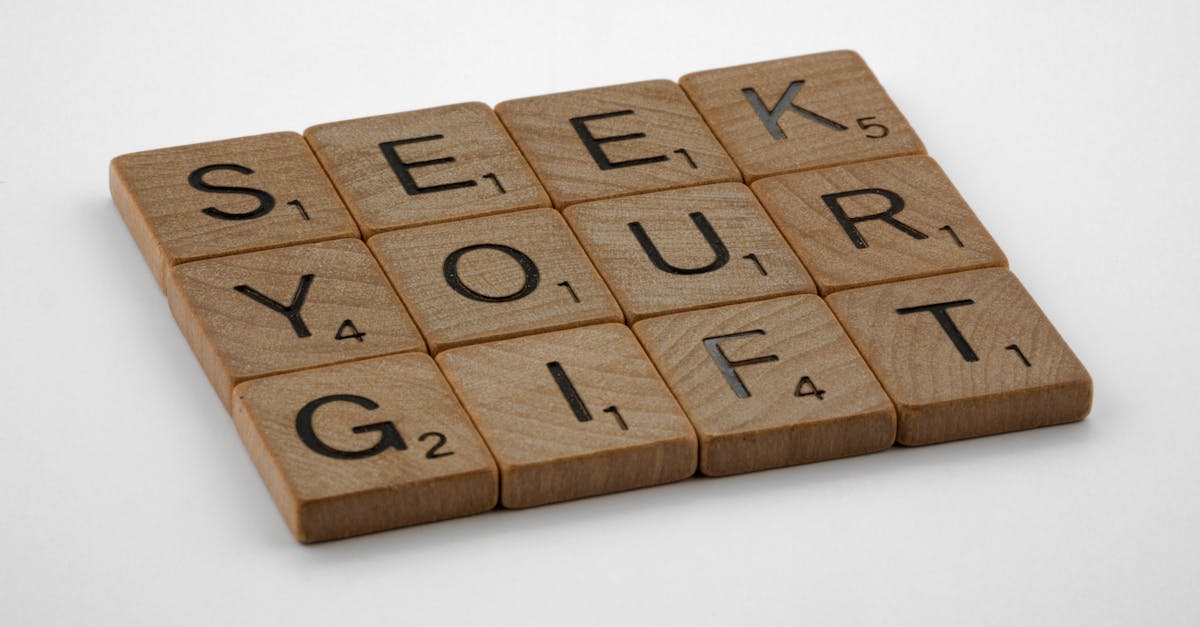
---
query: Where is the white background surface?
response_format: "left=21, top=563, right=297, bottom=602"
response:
left=2, top=1, right=1198, bottom=624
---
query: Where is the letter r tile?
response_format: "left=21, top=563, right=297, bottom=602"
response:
left=166, top=238, right=425, bottom=410
left=306, top=102, right=550, bottom=237
left=681, top=50, right=925, bottom=181
left=232, top=353, right=498, bottom=543
left=496, top=80, right=741, bottom=207
left=753, top=155, right=1007, bottom=294
left=826, top=268, right=1092, bottom=446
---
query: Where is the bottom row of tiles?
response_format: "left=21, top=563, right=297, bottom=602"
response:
left=231, top=268, right=1091, bottom=543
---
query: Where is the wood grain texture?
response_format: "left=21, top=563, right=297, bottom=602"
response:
left=752, top=155, right=1007, bottom=294
left=633, top=295, right=894, bottom=476
left=495, top=80, right=741, bottom=208
left=110, top=132, right=359, bottom=288
left=680, top=50, right=925, bottom=182
left=166, top=238, right=425, bottom=410
left=564, top=182, right=815, bottom=321
left=306, top=103, right=549, bottom=237
left=436, top=324, right=697, bottom=508
left=368, top=208, right=622, bottom=353
left=231, top=353, right=498, bottom=543
left=825, top=268, right=1092, bottom=445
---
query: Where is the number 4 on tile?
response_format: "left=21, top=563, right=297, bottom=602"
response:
left=794, top=376, right=825, bottom=399
left=335, top=319, right=366, bottom=342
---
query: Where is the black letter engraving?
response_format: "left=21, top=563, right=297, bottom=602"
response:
left=629, top=212, right=730, bottom=275
left=443, top=244, right=540, bottom=302
left=189, top=163, right=276, bottom=221
left=794, top=376, right=826, bottom=399
left=570, top=110, right=669, bottom=170
left=557, top=281, right=580, bottom=303
left=548, top=361, right=592, bottom=423
left=287, top=199, right=310, bottom=220
left=822, top=188, right=927, bottom=249
left=856, top=116, right=890, bottom=138
left=334, top=319, right=365, bottom=342
left=295, top=394, right=407, bottom=460
left=743, top=253, right=768, bottom=276
left=1006, top=344, right=1032, bottom=367
left=673, top=148, right=697, bottom=169
left=234, top=274, right=315, bottom=338
left=939, top=225, right=964, bottom=247
left=896, top=299, right=979, bottom=362
left=742, top=81, right=848, bottom=140
left=703, top=330, right=780, bottom=399
left=481, top=173, right=506, bottom=193
left=419, top=432, right=454, bottom=458
left=603, top=406, right=629, bottom=431
left=379, top=136, right=477, bottom=195
left=546, top=362, right=631, bottom=430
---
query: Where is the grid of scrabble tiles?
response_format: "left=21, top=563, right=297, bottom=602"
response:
left=111, top=50, right=1092, bottom=543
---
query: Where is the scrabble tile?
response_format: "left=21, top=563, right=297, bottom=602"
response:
left=112, top=132, right=360, bottom=289
left=495, top=80, right=741, bottom=207
left=680, top=50, right=924, bottom=182
left=306, top=103, right=550, bottom=237
left=369, top=208, right=622, bottom=353
left=231, top=353, right=498, bottom=543
left=110, top=132, right=360, bottom=288
left=753, top=155, right=1007, bottom=294
left=436, top=324, right=697, bottom=508
left=633, top=295, right=895, bottom=476
left=564, top=183, right=816, bottom=321
left=825, top=268, right=1092, bottom=446
left=167, top=238, right=425, bottom=410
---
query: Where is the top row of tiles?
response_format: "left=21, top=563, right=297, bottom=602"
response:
left=112, top=51, right=925, bottom=285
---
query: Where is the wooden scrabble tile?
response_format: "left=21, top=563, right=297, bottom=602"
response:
left=231, top=353, right=498, bottom=543
left=680, top=50, right=925, bottom=182
left=110, top=132, right=360, bottom=288
left=436, top=324, right=697, bottom=508
left=305, top=103, right=550, bottom=237
left=633, top=295, right=895, bottom=476
left=825, top=268, right=1092, bottom=446
left=495, top=80, right=741, bottom=208
left=752, top=155, right=1007, bottom=294
left=368, top=208, right=622, bottom=353
left=564, top=183, right=816, bottom=321
left=166, top=238, right=425, bottom=410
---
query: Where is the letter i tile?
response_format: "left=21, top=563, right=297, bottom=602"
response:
left=436, top=324, right=697, bottom=508
left=825, top=268, right=1092, bottom=445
